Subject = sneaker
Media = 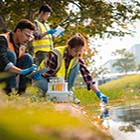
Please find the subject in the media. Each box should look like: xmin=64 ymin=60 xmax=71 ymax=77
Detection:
xmin=73 ymin=97 xmax=80 ymax=104
xmin=68 ymin=91 xmax=80 ymax=104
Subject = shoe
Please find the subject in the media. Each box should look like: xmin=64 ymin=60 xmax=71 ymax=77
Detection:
xmin=68 ymin=91 xmax=80 ymax=104
xmin=73 ymin=97 xmax=80 ymax=104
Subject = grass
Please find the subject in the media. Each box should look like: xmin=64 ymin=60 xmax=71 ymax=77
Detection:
xmin=0 ymin=89 xmax=110 ymax=140
xmin=74 ymin=74 xmax=140 ymax=115
xmin=1 ymin=74 xmax=140 ymax=140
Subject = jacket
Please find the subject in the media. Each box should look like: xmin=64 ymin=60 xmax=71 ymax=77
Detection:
xmin=32 ymin=19 xmax=53 ymax=53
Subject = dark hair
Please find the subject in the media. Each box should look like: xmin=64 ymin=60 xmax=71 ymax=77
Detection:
xmin=67 ymin=33 xmax=86 ymax=48
xmin=14 ymin=19 xmax=35 ymax=32
xmin=39 ymin=4 xmax=52 ymax=14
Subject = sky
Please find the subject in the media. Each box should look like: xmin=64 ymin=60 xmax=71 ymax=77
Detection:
xmin=91 ymin=0 xmax=140 ymax=67
xmin=92 ymin=21 xmax=140 ymax=67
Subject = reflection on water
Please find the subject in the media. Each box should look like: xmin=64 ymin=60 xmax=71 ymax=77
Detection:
xmin=110 ymin=105 xmax=140 ymax=129
xmin=100 ymin=104 xmax=140 ymax=140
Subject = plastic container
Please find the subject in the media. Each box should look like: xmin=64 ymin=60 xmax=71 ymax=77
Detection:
xmin=48 ymin=77 xmax=68 ymax=92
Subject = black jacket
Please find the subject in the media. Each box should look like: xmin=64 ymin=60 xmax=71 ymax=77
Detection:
xmin=0 ymin=32 xmax=20 ymax=71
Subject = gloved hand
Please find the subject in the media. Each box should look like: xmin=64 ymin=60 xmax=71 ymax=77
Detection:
xmin=33 ymin=73 xmax=42 ymax=80
xmin=20 ymin=65 xmax=37 ymax=75
xmin=46 ymin=29 xmax=56 ymax=35
xmin=96 ymin=91 xmax=108 ymax=104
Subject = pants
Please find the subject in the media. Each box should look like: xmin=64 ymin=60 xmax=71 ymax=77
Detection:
xmin=2 ymin=50 xmax=33 ymax=94
xmin=36 ymin=63 xmax=80 ymax=93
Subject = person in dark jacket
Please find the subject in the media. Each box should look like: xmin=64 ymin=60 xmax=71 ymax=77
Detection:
xmin=0 ymin=19 xmax=37 ymax=95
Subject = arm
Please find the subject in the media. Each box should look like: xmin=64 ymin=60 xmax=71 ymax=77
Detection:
xmin=43 ymin=52 xmax=58 ymax=77
xmin=0 ymin=36 xmax=15 ymax=71
xmin=79 ymin=58 xmax=108 ymax=103
xmin=7 ymin=64 xmax=37 ymax=75
xmin=7 ymin=65 xmax=22 ymax=74
xmin=33 ymin=21 xmax=56 ymax=39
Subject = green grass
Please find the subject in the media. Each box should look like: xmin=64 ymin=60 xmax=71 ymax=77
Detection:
xmin=0 ymin=91 xmax=109 ymax=140
xmin=1 ymin=74 xmax=140 ymax=140
xmin=75 ymin=74 xmax=140 ymax=114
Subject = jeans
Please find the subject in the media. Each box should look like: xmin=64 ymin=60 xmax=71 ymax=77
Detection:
xmin=37 ymin=63 xmax=80 ymax=93
xmin=3 ymin=50 xmax=33 ymax=94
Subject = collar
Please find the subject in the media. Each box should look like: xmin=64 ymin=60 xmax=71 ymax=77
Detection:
xmin=10 ymin=32 xmax=20 ymax=48
xmin=37 ymin=18 xmax=47 ymax=24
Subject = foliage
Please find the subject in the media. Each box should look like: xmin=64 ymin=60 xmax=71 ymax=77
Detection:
xmin=91 ymin=66 xmax=110 ymax=78
xmin=111 ymin=48 xmax=136 ymax=74
xmin=1 ymin=0 xmax=140 ymax=66
xmin=0 ymin=0 xmax=140 ymax=39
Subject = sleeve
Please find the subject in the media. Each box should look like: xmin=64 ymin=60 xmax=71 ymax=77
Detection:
xmin=0 ymin=36 xmax=14 ymax=71
xmin=79 ymin=58 xmax=96 ymax=90
xmin=43 ymin=52 xmax=58 ymax=76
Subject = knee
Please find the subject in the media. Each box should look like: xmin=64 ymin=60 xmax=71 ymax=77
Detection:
xmin=21 ymin=53 xmax=34 ymax=66
xmin=23 ymin=53 xmax=33 ymax=63
xmin=17 ymin=53 xmax=33 ymax=68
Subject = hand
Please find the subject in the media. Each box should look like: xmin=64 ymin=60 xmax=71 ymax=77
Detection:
xmin=20 ymin=65 xmax=37 ymax=75
xmin=46 ymin=29 xmax=56 ymax=35
xmin=33 ymin=73 xmax=42 ymax=80
xmin=96 ymin=91 xmax=108 ymax=104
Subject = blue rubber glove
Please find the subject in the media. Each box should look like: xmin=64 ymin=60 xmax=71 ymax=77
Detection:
xmin=96 ymin=91 xmax=108 ymax=104
xmin=20 ymin=65 xmax=37 ymax=75
xmin=33 ymin=73 xmax=42 ymax=80
xmin=46 ymin=29 xmax=56 ymax=35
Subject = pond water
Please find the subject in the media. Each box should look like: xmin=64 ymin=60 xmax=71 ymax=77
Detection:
xmin=100 ymin=104 xmax=140 ymax=140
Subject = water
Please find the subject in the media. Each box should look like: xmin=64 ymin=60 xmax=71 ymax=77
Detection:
xmin=100 ymin=104 xmax=140 ymax=140
xmin=110 ymin=105 xmax=140 ymax=127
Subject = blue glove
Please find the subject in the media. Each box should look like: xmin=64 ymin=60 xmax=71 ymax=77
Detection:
xmin=33 ymin=73 xmax=42 ymax=80
xmin=46 ymin=29 xmax=56 ymax=35
xmin=20 ymin=65 xmax=37 ymax=75
xmin=96 ymin=91 xmax=108 ymax=104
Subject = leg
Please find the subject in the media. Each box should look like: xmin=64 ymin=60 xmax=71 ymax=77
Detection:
xmin=33 ymin=77 xmax=48 ymax=96
xmin=16 ymin=53 xmax=33 ymax=94
xmin=67 ymin=63 xmax=80 ymax=90
xmin=3 ymin=50 xmax=17 ymax=95
xmin=67 ymin=63 xmax=80 ymax=104
xmin=36 ymin=77 xmax=48 ymax=92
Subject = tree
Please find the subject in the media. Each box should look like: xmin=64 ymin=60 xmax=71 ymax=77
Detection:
xmin=112 ymin=48 xmax=136 ymax=74
xmin=0 ymin=0 xmax=140 ymax=39
xmin=1 ymin=0 xmax=140 ymax=66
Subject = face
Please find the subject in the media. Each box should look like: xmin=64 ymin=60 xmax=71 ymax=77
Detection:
xmin=68 ymin=45 xmax=83 ymax=57
xmin=41 ymin=12 xmax=50 ymax=20
xmin=16 ymin=28 xmax=34 ymax=44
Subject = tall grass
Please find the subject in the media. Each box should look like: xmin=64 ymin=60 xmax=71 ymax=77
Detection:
xmin=74 ymin=74 xmax=140 ymax=114
xmin=0 ymin=89 xmax=110 ymax=140
xmin=0 ymin=74 xmax=140 ymax=140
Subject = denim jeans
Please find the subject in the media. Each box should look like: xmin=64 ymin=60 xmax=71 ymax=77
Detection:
xmin=3 ymin=50 xmax=33 ymax=94
xmin=37 ymin=63 xmax=80 ymax=92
